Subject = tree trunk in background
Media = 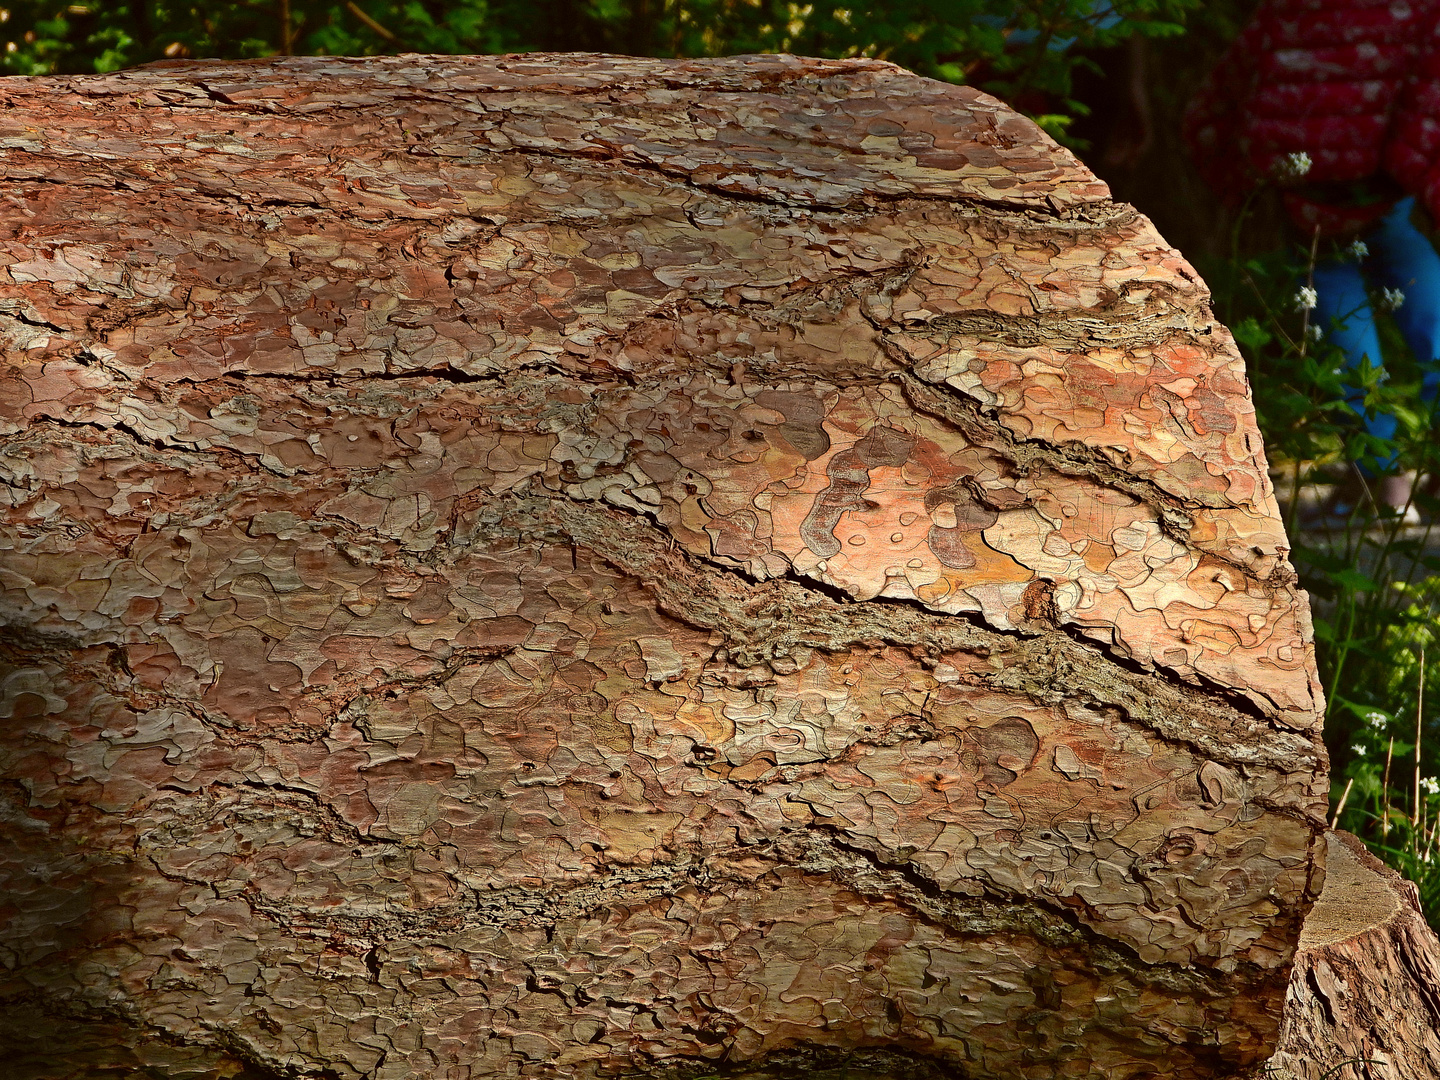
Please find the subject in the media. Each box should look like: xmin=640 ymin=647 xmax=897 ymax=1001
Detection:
xmin=0 ymin=54 xmax=1338 ymax=1079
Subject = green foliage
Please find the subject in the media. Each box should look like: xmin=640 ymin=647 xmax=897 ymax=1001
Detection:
xmin=1207 ymin=209 xmax=1440 ymax=930
xmin=0 ymin=0 xmax=1195 ymax=143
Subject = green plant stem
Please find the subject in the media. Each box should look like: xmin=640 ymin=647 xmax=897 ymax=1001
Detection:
xmin=1326 ymin=606 xmax=1357 ymax=727
xmin=1227 ymin=186 xmax=1262 ymax=290
xmin=1286 ymin=459 xmax=1303 ymax=540
xmin=1298 ymin=225 xmax=1319 ymax=357
xmin=1384 ymin=737 xmax=1395 ymax=838
xmin=1419 ymin=647 xmax=1426 ymax=835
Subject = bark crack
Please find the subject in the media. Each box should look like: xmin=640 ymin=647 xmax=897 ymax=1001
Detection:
xmin=792 ymin=823 xmax=1234 ymax=997
xmin=464 ymin=490 xmax=1320 ymax=774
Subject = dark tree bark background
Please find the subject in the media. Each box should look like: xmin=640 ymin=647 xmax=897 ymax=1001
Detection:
xmin=0 ymin=52 xmax=1366 ymax=1079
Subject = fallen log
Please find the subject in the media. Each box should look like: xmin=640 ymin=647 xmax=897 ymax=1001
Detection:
xmin=0 ymin=52 xmax=1338 ymax=1078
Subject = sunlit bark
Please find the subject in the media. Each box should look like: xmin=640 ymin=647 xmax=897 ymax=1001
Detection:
xmin=0 ymin=53 xmax=1342 ymax=1079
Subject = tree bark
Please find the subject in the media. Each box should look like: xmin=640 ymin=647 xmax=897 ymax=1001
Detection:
xmin=1239 ymin=830 xmax=1440 ymax=1080
xmin=0 ymin=53 xmax=1336 ymax=1079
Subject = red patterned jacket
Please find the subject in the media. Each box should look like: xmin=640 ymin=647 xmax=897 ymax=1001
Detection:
xmin=1186 ymin=0 xmax=1440 ymax=233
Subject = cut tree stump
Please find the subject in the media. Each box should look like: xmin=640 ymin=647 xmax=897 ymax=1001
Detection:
xmin=1242 ymin=830 xmax=1440 ymax=1080
xmin=0 ymin=53 xmax=1343 ymax=1079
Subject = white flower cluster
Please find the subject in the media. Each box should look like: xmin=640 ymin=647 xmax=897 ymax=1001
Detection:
xmin=1307 ymin=324 xmax=1325 ymax=343
xmin=1423 ymin=776 xmax=1440 ymax=796
xmin=1381 ymin=287 xmax=1406 ymax=311
xmin=1351 ymin=742 xmax=1367 ymax=756
xmin=1366 ymin=710 xmax=1389 ymax=729
xmin=1275 ymin=151 xmax=1313 ymax=180
xmin=1348 ymin=238 xmax=1370 ymax=260
xmin=1294 ymin=286 xmax=1319 ymax=312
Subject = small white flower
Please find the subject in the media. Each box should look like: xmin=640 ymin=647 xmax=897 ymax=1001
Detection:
xmin=1348 ymin=238 xmax=1369 ymax=260
xmin=1275 ymin=151 xmax=1313 ymax=179
xmin=1382 ymin=287 xmax=1405 ymax=311
xmin=1307 ymin=324 xmax=1325 ymax=342
xmin=1295 ymin=286 xmax=1319 ymax=312
xmin=1422 ymin=776 xmax=1440 ymax=796
xmin=1351 ymin=742 xmax=1367 ymax=756
xmin=1366 ymin=710 xmax=1388 ymax=729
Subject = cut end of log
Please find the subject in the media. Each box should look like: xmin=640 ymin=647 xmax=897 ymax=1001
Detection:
xmin=1297 ymin=832 xmax=1401 ymax=951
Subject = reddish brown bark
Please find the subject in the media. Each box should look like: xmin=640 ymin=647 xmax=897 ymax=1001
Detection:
xmin=0 ymin=54 xmax=1333 ymax=1078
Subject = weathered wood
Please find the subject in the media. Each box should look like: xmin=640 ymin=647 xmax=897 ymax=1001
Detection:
xmin=0 ymin=54 xmax=1330 ymax=1078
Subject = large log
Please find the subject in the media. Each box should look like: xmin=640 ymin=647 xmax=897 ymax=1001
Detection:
xmin=0 ymin=54 xmax=1331 ymax=1078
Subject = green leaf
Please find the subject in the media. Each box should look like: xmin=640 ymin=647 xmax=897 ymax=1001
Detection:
xmin=1331 ymin=569 xmax=1380 ymax=593
xmin=1231 ymin=316 xmax=1272 ymax=352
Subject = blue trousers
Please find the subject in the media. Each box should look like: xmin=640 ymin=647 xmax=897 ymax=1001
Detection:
xmin=1312 ymin=197 xmax=1440 ymax=450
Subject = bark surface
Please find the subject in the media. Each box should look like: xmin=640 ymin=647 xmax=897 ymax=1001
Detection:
xmin=1245 ymin=830 xmax=1440 ymax=1080
xmin=0 ymin=54 xmax=1332 ymax=1079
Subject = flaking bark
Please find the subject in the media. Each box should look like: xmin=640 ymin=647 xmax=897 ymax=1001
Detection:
xmin=0 ymin=53 xmax=1339 ymax=1079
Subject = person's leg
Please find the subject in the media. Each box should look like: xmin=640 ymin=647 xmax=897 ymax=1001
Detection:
xmin=1309 ymin=260 xmax=1408 ymax=516
xmin=1311 ymin=259 xmax=1396 ymax=441
xmin=1369 ymin=196 xmax=1440 ymax=400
